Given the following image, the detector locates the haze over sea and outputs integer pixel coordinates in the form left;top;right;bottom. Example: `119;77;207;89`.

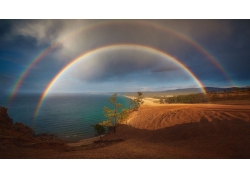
0;93;130;142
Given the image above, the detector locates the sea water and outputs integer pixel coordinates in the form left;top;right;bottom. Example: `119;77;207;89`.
0;93;130;142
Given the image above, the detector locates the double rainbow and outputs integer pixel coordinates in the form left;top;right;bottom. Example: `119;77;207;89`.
34;44;207;118
8;20;233;103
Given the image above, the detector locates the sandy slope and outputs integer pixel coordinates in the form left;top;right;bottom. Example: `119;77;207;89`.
61;102;250;158
127;103;250;130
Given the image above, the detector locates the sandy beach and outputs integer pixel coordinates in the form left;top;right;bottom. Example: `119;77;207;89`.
124;95;161;106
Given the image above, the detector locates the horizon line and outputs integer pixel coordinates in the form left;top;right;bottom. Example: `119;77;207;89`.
2;85;249;95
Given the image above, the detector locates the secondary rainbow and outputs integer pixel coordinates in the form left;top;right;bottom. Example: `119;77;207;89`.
34;44;206;119
7;24;93;102
8;43;58;101
69;20;233;85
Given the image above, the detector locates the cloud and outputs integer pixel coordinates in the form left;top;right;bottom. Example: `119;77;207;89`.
11;20;95;59
45;46;202;93
61;47;183;83
9;20;235;63
151;66;181;73
12;20;58;45
153;19;233;41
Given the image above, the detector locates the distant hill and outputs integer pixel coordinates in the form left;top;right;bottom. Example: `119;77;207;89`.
120;86;249;97
204;87;244;92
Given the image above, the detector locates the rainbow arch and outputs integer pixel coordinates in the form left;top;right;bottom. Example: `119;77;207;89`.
63;19;233;85
8;43;59;101
34;44;206;118
7;23;93;101
10;20;233;102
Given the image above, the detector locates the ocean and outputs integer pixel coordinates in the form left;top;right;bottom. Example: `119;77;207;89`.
0;93;130;142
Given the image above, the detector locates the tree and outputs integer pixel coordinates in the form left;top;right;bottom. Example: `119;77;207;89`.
159;99;164;104
133;92;144;110
91;123;106;139
224;90;227;100
103;106;113;123
129;99;134;111
210;91;218;101
233;87;239;99
118;109;130;124
104;93;123;133
247;86;250;98
102;107;114;134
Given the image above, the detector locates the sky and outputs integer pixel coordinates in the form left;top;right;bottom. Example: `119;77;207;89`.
1;2;250;178
0;19;250;95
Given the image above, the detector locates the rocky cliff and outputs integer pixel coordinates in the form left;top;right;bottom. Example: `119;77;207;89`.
0;106;72;155
0;106;35;136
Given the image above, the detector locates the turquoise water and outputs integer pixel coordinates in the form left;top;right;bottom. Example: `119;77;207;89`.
0;93;130;142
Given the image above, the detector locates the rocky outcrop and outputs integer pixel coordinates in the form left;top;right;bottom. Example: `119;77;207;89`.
0;106;9;117
0;106;56;140
0;106;14;129
14;122;35;136
0;106;73;156
0;106;35;136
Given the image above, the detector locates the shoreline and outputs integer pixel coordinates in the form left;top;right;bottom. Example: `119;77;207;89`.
123;95;135;100
66;96;250;147
67;95;133;147
67;95;161;147
123;95;161;106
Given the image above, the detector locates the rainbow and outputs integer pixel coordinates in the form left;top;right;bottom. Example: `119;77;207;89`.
8;43;59;101
10;20;233;102
7;24;93;102
148;21;233;85
34;44;207;118
63;19;233;85
99;20;233;85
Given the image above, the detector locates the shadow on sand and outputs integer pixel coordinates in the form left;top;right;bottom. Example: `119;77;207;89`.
102;118;250;158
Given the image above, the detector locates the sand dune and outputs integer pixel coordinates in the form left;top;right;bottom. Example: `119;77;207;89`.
128;104;250;130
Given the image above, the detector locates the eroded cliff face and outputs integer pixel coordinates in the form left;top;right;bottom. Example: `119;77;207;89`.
0;106;58;140
0;106;35;136
0;106;14;129
0;106;72;156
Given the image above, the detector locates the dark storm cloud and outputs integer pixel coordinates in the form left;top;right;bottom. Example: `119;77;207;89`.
201;20;250;84
0;20;13;39
8;19;234;62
